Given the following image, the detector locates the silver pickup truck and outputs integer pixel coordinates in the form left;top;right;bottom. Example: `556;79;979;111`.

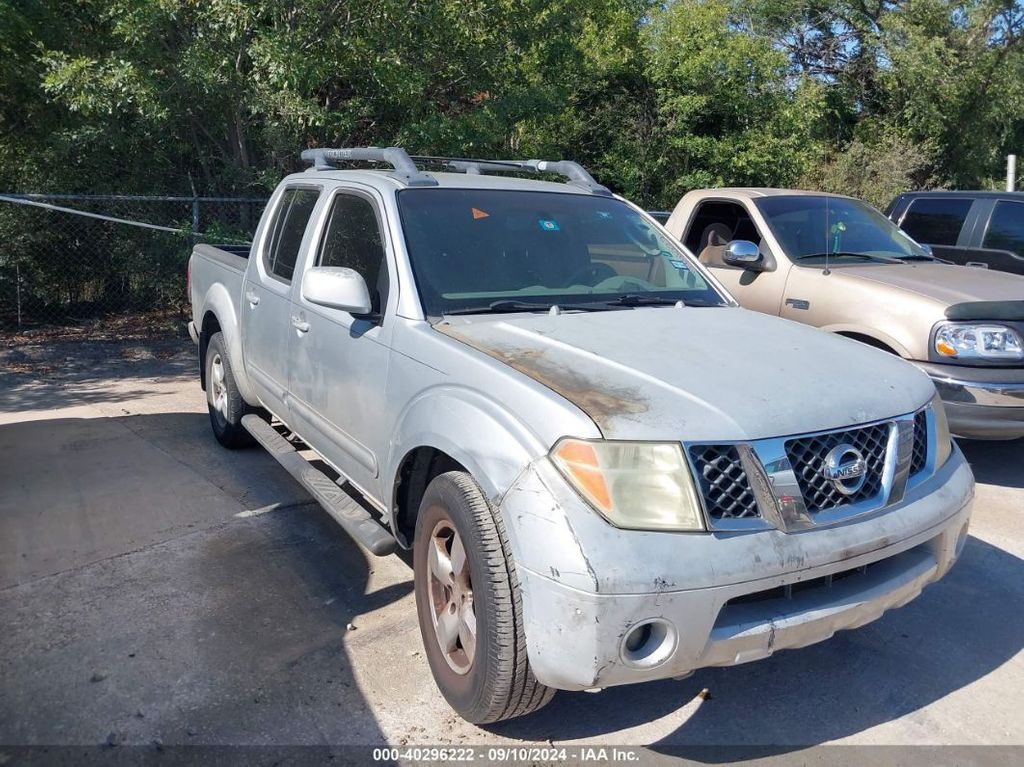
188;148;974;724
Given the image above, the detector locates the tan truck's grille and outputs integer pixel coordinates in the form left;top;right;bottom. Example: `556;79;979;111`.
785;423;890;513
689;444;760;519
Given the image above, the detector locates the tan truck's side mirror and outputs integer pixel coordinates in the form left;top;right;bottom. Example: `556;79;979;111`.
722;240;768;271
302;266;373;315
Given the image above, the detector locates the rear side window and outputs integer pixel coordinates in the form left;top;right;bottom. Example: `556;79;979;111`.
900;197;972;245
983;200;1024;257
317;194;388;312
265;188;320;281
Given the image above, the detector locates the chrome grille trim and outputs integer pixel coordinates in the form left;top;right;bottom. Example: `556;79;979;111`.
686;405;933;533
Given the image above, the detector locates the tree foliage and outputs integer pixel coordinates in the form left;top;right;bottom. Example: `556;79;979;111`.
1;0;1022;205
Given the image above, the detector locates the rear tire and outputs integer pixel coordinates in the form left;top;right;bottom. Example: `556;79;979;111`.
413;471;554;723
204;332;255;449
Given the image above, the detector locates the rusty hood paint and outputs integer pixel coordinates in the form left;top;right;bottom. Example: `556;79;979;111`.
438;306;936;441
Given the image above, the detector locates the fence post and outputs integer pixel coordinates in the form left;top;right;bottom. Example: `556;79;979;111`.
191;197;201;243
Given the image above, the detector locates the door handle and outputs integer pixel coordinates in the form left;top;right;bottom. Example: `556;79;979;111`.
245;290;260;307
290;315;310;333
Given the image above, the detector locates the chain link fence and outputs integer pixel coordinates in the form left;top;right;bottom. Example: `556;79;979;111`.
0;194;675;340
0;194;267;334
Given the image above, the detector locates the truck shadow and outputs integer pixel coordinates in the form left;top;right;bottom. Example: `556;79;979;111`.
959;437;1024;488
492;535;1024;751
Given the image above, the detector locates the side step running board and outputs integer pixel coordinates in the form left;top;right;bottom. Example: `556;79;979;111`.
242;415;397;556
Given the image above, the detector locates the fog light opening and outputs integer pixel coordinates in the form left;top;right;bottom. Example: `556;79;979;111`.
620;619;676;668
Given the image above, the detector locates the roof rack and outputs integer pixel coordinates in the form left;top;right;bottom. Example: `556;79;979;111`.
300;147;439;187
410;156;611;195
300;146;611;195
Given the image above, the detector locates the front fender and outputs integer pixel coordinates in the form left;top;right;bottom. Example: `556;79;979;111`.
385;385;551;509
200;282;259;406
822;323;913;359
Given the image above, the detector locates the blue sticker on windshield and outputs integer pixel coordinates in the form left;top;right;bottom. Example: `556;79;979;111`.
670;259;689;270
538;219;560;232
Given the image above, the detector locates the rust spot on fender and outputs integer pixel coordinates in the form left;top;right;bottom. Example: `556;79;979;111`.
439;325;648;432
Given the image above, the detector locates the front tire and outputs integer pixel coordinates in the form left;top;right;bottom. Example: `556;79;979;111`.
204;332;255;449
413;471;554;723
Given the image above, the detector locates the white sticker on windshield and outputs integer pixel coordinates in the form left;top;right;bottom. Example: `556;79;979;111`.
538;219;560;232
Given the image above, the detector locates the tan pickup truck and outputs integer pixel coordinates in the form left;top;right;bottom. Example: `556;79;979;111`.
665;189;1024;440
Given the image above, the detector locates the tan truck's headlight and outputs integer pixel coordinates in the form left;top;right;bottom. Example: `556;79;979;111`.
550;438;706;531
934;322;1023;361
931;393;953;468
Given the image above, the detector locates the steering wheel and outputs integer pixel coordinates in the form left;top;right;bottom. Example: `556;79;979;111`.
563;262;617;287
592;275;660;292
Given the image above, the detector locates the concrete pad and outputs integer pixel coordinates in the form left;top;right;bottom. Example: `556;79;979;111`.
0;412;311;589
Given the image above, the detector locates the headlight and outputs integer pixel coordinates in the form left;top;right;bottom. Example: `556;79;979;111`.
934;322;1023;361
931;393;952;468
550;438;706;531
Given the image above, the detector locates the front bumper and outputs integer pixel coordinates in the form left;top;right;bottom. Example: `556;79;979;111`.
500;447;974;691
916;361;1024;440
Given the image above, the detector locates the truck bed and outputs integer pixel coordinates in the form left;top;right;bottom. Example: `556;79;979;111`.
189;243;254;338
193;243;252;272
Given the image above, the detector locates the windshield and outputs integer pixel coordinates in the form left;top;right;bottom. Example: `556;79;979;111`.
397;189;727;315
755;195;930;263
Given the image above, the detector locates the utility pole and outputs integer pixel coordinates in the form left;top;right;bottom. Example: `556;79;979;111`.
1009;154;1018;192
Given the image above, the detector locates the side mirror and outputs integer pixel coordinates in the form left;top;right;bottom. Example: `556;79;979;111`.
920;243;934;257
722;240;766;271
301;266;372;315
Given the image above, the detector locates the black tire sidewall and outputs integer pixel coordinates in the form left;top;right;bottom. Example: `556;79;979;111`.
204;332;251;447
413;476;502;720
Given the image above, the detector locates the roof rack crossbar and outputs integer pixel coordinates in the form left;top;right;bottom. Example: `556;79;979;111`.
410;155;612;196
300;146;438;187
300;147;610;195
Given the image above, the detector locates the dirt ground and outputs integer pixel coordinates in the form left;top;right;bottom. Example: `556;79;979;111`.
1;335;1022;761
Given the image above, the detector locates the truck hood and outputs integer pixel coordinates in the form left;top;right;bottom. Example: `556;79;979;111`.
438;307;934;441
831;262;1024;306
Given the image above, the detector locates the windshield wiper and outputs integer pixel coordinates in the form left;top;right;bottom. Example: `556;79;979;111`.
604;294;683;307
443;299;614;316
794;252;903;264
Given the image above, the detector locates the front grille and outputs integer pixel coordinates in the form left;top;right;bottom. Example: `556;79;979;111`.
725;563;869;606
716;541;933;622
785;423;890;513
689;444;759;520
911;410;928;475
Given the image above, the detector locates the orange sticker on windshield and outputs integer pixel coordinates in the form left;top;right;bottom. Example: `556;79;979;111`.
471;208;490;220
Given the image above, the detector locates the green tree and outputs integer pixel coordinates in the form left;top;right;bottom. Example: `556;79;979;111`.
646;0;825;200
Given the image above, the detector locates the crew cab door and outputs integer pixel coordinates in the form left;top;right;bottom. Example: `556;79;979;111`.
241;185;322;418
286;187;394;498
680;199;792;315
893;195;981;264
968;198;1024;275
